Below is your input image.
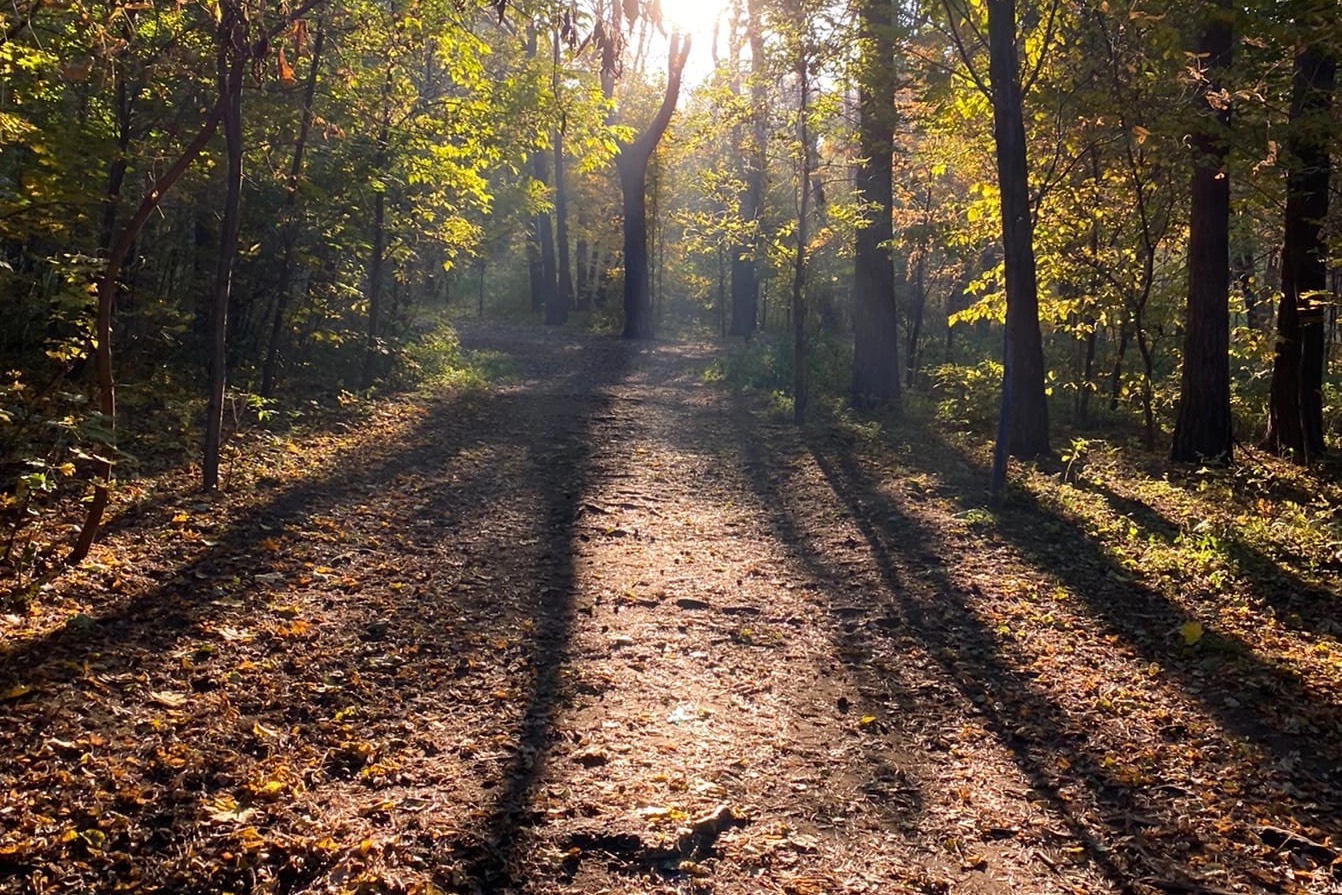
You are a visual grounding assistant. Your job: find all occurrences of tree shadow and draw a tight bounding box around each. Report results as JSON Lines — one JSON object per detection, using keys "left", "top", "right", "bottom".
{"left": 727, "top": 403, "right": 1339, "bottom": 889}
{"left": 1067, "top": 475, "right": 1342, "bottom": 643}
{"left": 0, "top": 325, "right": 636, "bottom": 893}
{"left": 453, "top": 334, "right": 636, "bottom": 891}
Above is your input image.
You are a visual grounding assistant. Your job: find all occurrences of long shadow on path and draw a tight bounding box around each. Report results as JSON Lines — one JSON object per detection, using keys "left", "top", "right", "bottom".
{"left": 730, "top": 405, "right": 1340, "bottom": 891}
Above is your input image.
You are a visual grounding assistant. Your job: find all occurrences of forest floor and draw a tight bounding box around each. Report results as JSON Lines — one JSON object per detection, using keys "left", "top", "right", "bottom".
{"left": 2, "top": 323, "right": 1341, "bottom": 895}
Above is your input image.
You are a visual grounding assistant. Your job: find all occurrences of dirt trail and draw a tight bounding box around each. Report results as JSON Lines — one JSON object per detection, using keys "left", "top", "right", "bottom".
{"left": 2, "top": 324, "right": 1337, "bottom": 895}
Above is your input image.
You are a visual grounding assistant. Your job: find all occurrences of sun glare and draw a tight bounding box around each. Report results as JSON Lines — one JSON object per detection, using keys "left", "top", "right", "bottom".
{"left": 658, "top": 0, "right": 729, "bottom": 47}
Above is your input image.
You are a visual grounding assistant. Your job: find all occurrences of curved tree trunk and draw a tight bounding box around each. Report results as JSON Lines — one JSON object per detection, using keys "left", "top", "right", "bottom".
{"left": 618, "top": 35, "right": 691, "bottom": 340}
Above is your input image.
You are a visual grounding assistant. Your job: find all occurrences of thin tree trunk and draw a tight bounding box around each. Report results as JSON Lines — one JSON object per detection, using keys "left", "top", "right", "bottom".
{"left": 548, "top": 24, "right": 571, "bottom": 325}
{"left": 1109, "top": 322, "right": 1129, "bottom": 411}
{"left": 263, "top": 19, "right": 325, "bottom": 399}
{"left": 906, "top": 251, "right": 926, "bottom": 389}
{"left": 533, "top": 149, "right": 558, "bottom": 315}
{"left": 729, "top": 0, "right": 765, "bottom": 338}
{"left": 793, "top": 53, "right": 811, "bottom": 425}
{"left": 203, "top": 9, "right": 248, "bottom": 492}
{"left": 360, "top": 70, "right": 392, "bottom": 390}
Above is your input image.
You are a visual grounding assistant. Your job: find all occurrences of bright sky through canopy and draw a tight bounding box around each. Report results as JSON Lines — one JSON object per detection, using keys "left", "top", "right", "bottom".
{"left": 656, "top": 0, "right": 730, "bottom": 84}
{"left": 659, "top": 0, "right": 728, "bottom": 38}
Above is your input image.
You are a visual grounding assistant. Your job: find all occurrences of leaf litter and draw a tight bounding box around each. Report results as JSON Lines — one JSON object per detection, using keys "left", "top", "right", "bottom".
{"left": 1, "top": 323, "right": 1339, "bottom": 895}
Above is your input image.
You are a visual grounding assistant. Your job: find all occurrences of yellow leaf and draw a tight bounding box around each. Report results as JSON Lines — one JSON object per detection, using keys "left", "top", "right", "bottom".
{"left": 1179, "top": 621, "right": 1204, "bottom": 646}
{"left": 149, "top": 690, "right": 187, "bottom": 708}
{"left": 254, "top": 780, "right": 286, "bottom": 801}
{"left": 859, "top": 715, "right": 877, "bottom": 728}
{"left": 78, "top": 829, "right": 107, "bottom": 850}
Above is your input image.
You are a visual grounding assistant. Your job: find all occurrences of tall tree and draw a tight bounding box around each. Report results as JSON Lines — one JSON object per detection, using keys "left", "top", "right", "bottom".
{"left": 850, "top": 0, "right": 900, "bottom": 409}
{"left": 261, "top": 18, "right": 327, "bottom": 399}
{"left": 729, "top": 0, "right": 766, "bottom": 337}
{"left": 942, "top": 0, "right": 1051, "bottom": 461}
{"left": 985, "top": 0, "right": 1050, "bottom": 458}
{"left": 547, "top": 19, "right": 572, "bottom": 325}
{"left": 790, "top": 24, "right": 814, "bottom": 424}
{"left": 202, "top": 0, "right": 249, "bottom": 491}
{"left": 1170, "top": 0, "right": 1234, "bottom": 464}
{"left": 617, "top": 33, "right": 692, "bottom": 340}
{"left": 1265, "top": 9, "right": 1335, "bottom": 462}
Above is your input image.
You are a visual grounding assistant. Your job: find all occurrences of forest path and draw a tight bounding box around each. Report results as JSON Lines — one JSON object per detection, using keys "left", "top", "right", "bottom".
{"left": 2, "top": 323, "right": 1336, "bottom": 895}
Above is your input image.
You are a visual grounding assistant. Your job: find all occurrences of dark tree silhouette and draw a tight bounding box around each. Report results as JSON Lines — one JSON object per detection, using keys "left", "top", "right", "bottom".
{"left": 986, "top": 0, "right": 1049, "bottom": 458}
{"left": 617, "top": 34, "right": 691, "bottom": 340}
{"left": 850, "top": 0, "right": 901, "bottom": 410}
{"left": 1171, "top": 1, "right": 1234, "bottom": 464}
{"left": 1265, "top": 31, "right": 1335, "bottom": 462}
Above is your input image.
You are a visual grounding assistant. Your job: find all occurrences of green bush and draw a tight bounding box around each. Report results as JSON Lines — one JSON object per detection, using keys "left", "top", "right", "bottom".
{"left": 930, "top": 360, "right": 1002, "bottom": 430}
{"left": 395, "top": 322, "right": 513, "bottom": 391}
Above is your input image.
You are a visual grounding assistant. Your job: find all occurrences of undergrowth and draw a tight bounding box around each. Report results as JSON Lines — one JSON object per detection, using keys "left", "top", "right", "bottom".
{"left": 1, "top": 317, "right": 499, "bottom": 597}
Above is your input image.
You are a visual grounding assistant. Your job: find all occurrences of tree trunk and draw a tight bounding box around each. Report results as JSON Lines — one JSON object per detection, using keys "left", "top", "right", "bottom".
{"left": 202, "top": 11, "right": 247, "bottom": 492}
{"left": 1265, "top": 38, "right": 1335, "bottom": 461}
{"left": 548, "top": 25, "right": 571, "bottom": 326}
{"left": 1171, "top": 2, "right": 1234, "bottom": 464}
{"left": 792, "top": 53, "right": 811, "bottom": 425}
{"left": 850, "top": 0, "right": 901, "bottom": 409}
{"left": 987, "top": 0, "right": 1049, "bottom": 459}
{"left": 575, "top": 236, "right": 590, "bottom": 308}
{"left": 360, "top": 72, "right": 392, "bottom": 390}
{"left": 619, "top": 35, "right": 691, "bottom": 340}
{"left": 68, "top": 98, "right": 227, "bottom": 562}
{"left": 533, "top": 149, "right": 558, "bottom": 316}
{"left": 729, "top": 0, "right": 766, "bottom": 338}
{"left": 906, "top": 251, "right": 926, "bottom": 389}
{"left": 262, "top": 19, "right": 325, "bottom": 399}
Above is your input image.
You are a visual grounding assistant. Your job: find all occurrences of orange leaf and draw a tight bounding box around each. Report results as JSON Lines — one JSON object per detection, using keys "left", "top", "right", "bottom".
{"left": 277, "top": 47, "right": 296, "bottom": 87}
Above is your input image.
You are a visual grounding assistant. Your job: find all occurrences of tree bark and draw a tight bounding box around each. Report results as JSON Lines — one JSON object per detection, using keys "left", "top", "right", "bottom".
{"left": 987, "top": 0, "right": 1049, "bottom": 460}
{"left": 729, "top": 0, "right": 766, "bottom": 338}
{"left": 548, "top": 24, "right": 571, "bottom": 326}
{"left": 1265, "top": 38, "right": 1335, "bottom": 461}
{"left": 618, "top": 35, "right": 691, "bottom": 340}
{"left": 202, "top": 5, "right": 248, "bottom": 492}
{"left": 1171, "top": 2, "right": 1234, "bottom": 464}
{"left": 850, "top": 0, "right": 901, "bottom": 409}
{"left": 792, "top": 53, "right": 811, "bottom": 425}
